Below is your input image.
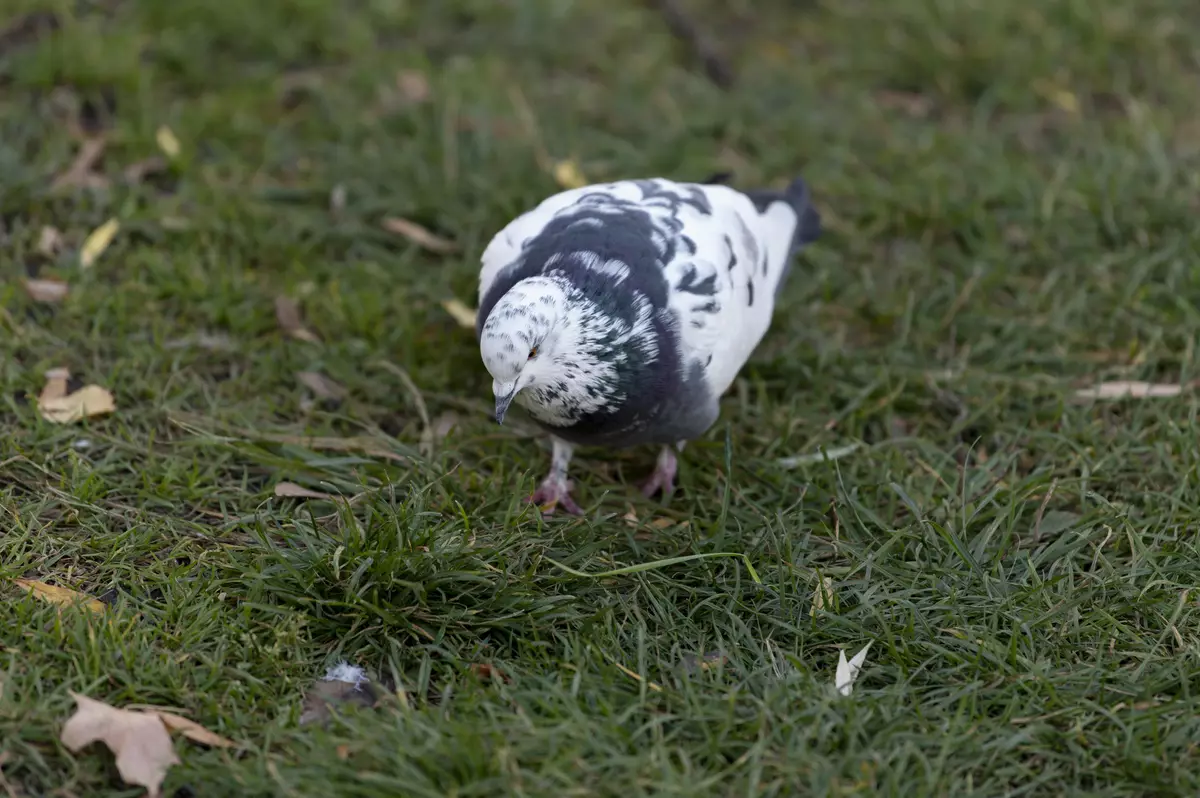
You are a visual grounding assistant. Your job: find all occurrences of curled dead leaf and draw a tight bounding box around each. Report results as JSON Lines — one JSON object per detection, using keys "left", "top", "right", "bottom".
{"left": 381, "top": 217, "right": 459, "bottom": 254}
{"left": 80, "top": 218, "right": 120, "bottom": 268}
{"left": 15, "top": 578, "right": 105, "bottom": 614}
{"left": 60, "top": 693, "right": 180, "bottom": 798}
{"left": 553, "top": 159, "right": 587, "bottom": 189}
{"left": 274, "top": 296, "right": 321, "bottom": 343}
{"left": 440, "top": 298, "right": 476, "bottom": 328}
{"left": 274, "top": 482, "right": 333, "bottom": 500}
{"left": 39, "top": 367, "right": 71, "bottom": 403}
{"left": 154, "top": 711, "right": 236, "bottom": 749}
{"left": 51, "top": 138, "right": 108, "bottom": 192}
{"left": 296, "top": 371, "right": 346, "bottom": 401}
{"left": 38, "top": 384, "right": 116, "bottom": 424}
{"left": 811, "top": 576, "right": 834, "bottom": 613}
{"left": 24, "top": 277, "right": 69, "bottom": 303}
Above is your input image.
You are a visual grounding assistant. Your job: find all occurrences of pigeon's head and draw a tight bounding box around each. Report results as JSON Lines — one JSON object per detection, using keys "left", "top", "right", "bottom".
{"left": 479, "top": 275, "right": 658, "bottom": 426}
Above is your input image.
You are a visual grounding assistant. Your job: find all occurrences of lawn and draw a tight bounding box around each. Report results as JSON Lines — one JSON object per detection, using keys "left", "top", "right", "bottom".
{"left": 3, "top": 0, "right": 1200, "bottom": 795}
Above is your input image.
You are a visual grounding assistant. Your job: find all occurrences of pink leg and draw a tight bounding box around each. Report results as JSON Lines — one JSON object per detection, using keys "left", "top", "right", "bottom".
{"left": 640, "top": 445, "right": 680, "bottom": 499}
{"left": 528, "top": 437, "right": 584, "bottom": 515}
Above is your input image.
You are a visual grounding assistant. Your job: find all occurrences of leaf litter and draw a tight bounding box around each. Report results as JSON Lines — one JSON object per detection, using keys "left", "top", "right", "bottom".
{"left": 51, "top": 137, "right": 108, "bottom": 192}
{"left": 274, "top": 482, "right": 333, "bottom": 500}
{"left": 36, "top": 367, "right": 116, "bottom": 424}
{"left": 24, "top": 277, "right": 69, "bottom": 303}
{"left": 60, "top": 693, "right": 237, "bottom": 797}
{"left": 441, "top": 298, "right": 477, "bottom": 328}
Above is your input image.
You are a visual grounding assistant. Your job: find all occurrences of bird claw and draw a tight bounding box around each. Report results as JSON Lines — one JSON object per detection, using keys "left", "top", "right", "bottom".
{"left": 640, "top": 454, "right": 678, "bottom": 500}
{"left": 528, "top": 476, "right": 584, "bottom": 516}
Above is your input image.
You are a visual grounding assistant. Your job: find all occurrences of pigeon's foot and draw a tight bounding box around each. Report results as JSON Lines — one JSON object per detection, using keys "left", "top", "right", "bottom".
{"left": 640, "top": 447, "right": 678, "bottom": 499}
{"left": 528, "top": 475, "right": 584, "bottom": 516}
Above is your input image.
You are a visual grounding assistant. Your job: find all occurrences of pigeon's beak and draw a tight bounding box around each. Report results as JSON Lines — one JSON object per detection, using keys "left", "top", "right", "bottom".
{"left": 494, "top": 381, "right": 518, "bottom": 424}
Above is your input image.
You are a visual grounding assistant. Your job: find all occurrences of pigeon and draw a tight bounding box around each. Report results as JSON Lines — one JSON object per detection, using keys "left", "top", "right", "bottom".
{"left": 475, "top": 175, "right": 821, "bottom": 514}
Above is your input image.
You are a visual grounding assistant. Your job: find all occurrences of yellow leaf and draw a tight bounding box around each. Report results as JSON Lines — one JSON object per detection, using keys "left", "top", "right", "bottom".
{"left": 553, "top": 160, "right": 587, "bottom": 189}
{"left": 38, "top": 384, "right": 116, "bottom": 424}
{"left": 155, "top": 125, "right": 181, "bottom": 159}
{"left": 381, "top": 217, "right": 459, "bottom": 253}
{"left": 80, "top": 218, "right": 119, "bottom": 268}
{"left": 60, "top": 693, "right": 180, "bottom": 798}
{"left": 440, "top": 298, "right": 477, "bottom": 328}
{"left": 15, "top": 579, "right": 106, "bottom": 614}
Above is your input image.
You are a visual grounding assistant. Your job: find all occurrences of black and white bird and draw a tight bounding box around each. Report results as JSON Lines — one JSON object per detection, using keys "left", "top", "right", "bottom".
{"left": 475, "top": 175, "right": 821, "bottom": 514}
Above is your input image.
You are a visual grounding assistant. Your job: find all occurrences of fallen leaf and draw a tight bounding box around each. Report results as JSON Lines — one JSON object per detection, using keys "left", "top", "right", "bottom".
{"left": 39, "top": 384, "right": 116, "bottom": 424}
{"left": 300, "top": 663, "right": 380, "bottom": 726}
{"left": 778, "top": 442, "right": 863, "bottom": 469}
{"left": 25, "top": 277, "right": 69, "bottom": 303}
{"left": 381, "top": 217, "right": 459, "bottom": 254}
{"left": 37, "top": 225, "right": 64, "bottom": 256}
{"left": 811, "top": 576, "right": 834, "bottom": 613}
{"left": 38, "top": 367, "right": 71, "bottom": 403}
{"left": 60, "top": 692, "right": 180, "bottom": 798}
{"left": 274, "top": 296, "right": 321, "bottom": 343}
{"left": 648, "top": 517, "right": 680, "bottom": 530}
{"left": 835, "top": 642, "right": 872, "bottom": 697}
{"left": 396, "top": 70, "right": 431, "bottom": 103}
{"left": 14, "top": 579, "right": 105, "bottom": 614}
{"left": 79, "top": 218, "right": 119, "bottom": 268}
{"left": 1073, "top": 381, "right": 1187, "bottom": 400}
{"left": 155, "top": 126, "right": 181, "bottom": 159}
{"left": 440, "top": 298, "right": 477, "bottom": 328}
{"left": 296, "top": 371, "right": 347, "bottom": 401}
{"left": 154, "top": 711, "right": 236, "bottom": 749}
{"left": 274, "top": 482, "right": 333, "bottom": 500}
{"left": 553, "top": 159, "right": 587, "bottom": 189}
{"left": 418, "top": 411, "right": 460, "bottom": 457}
{"left": 51, "top": 138, "right": 108, "bottom": 192}
{"left": 468, "top": 663, "right": 511, "bottom": 683}
{"left": 335, "top": 744, "right": 351, "bottom": 760}
{"left": 123, "top": 156, "right": 168, "bottom": 184}
{"left": 622, "top": 506, "right": 639, "bottom": 526}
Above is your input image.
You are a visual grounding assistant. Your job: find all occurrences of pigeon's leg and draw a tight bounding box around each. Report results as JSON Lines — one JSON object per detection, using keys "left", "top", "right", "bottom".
{"left": 529, "top": 436, "right": 584, "bottom": 515}
{"left": 640, "top": 442, "right": 683, "bottom": 499}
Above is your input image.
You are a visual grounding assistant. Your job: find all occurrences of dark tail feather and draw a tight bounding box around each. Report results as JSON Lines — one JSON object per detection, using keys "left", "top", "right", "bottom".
{"left": 742, "top": 176, "right": 821, "bottom": 254}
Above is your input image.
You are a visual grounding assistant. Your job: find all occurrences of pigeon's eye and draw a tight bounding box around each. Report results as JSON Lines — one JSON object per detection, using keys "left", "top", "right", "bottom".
{"left": 528, "top": 346, "right": 539, "bottom": 360}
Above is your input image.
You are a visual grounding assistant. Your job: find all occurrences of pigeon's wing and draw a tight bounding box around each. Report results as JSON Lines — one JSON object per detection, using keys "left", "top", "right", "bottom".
{"left": 661, "top": 180, "right": 815, "bottom": 398}
{"left": 476, "top": 188, "right": 595, "bottom": 307}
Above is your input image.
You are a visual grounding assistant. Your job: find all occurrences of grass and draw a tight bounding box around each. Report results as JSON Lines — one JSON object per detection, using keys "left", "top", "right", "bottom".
{"left": 3, "top": 0, "right": 1200, "bottom": 795}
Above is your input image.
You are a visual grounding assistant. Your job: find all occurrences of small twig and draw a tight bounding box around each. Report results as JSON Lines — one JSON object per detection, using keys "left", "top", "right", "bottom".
{"left": 647, "top": 0, "right": 734, "bottom": 89}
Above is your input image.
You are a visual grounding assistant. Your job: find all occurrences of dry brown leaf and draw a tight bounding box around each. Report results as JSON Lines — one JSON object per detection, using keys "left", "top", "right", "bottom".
{"left": 335, "top": 744, "right": 351, "bottom": 760}
{"left": 419, "top": 411, "right": 460, "bottom": 456}
{"left": 24, "top": 277, "right": 69, "bottom": 303}
{"left": 296, "top": 371, "right": 347, "bottom": 401}
{"left": 274, "top": 482, "right": 333, "bottom": 500}
{"left": 553, "top": 160, "right": 587, "bottom": 189}
{"left": 811, "top": 576, "right": 834, "bottom": 613}
{"left": 468, "top": 663, "right": 511, "bottom": 683}
{"left": 15, "top": 578, "right": 105, "bottom": 614}
{"left": 622, "top": 506, "right": 639, "bottom": 526}
{"left": 1073, "top": 381, "right": 1188, "bottom": 400}
{"left": 155, "top": 126, "right": 181, "bottom": 159}
{"left": 39, "top": 384, "right": 116, "bottom": 424}
{"left": 51, "top": 138, "right": 108, "bottom": 192}
{"left": 38, "top": 367, "right": 71, "bottom": 403}
{"left": 154, "top": 711, "right": 236, "bottom": 749}
{"left": 274, "top": 296, "right": 321, "bottom": 343}
{"left": 396, "top": 70, "right": 431, "bottom": 103}
{"left": 60, "top": 692, "right": 180, "bottom": 798}
{"left": 37, "top": 225, "right": 64, "bottom": 256}
{"left": 440, "top": 298, "right": 477, "bottom": 328}
{"left": 381, "top": 217, "right": 459, "bottom": 254}
{"left": 80, "top": 218, "right": 120, "bottom": 268}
